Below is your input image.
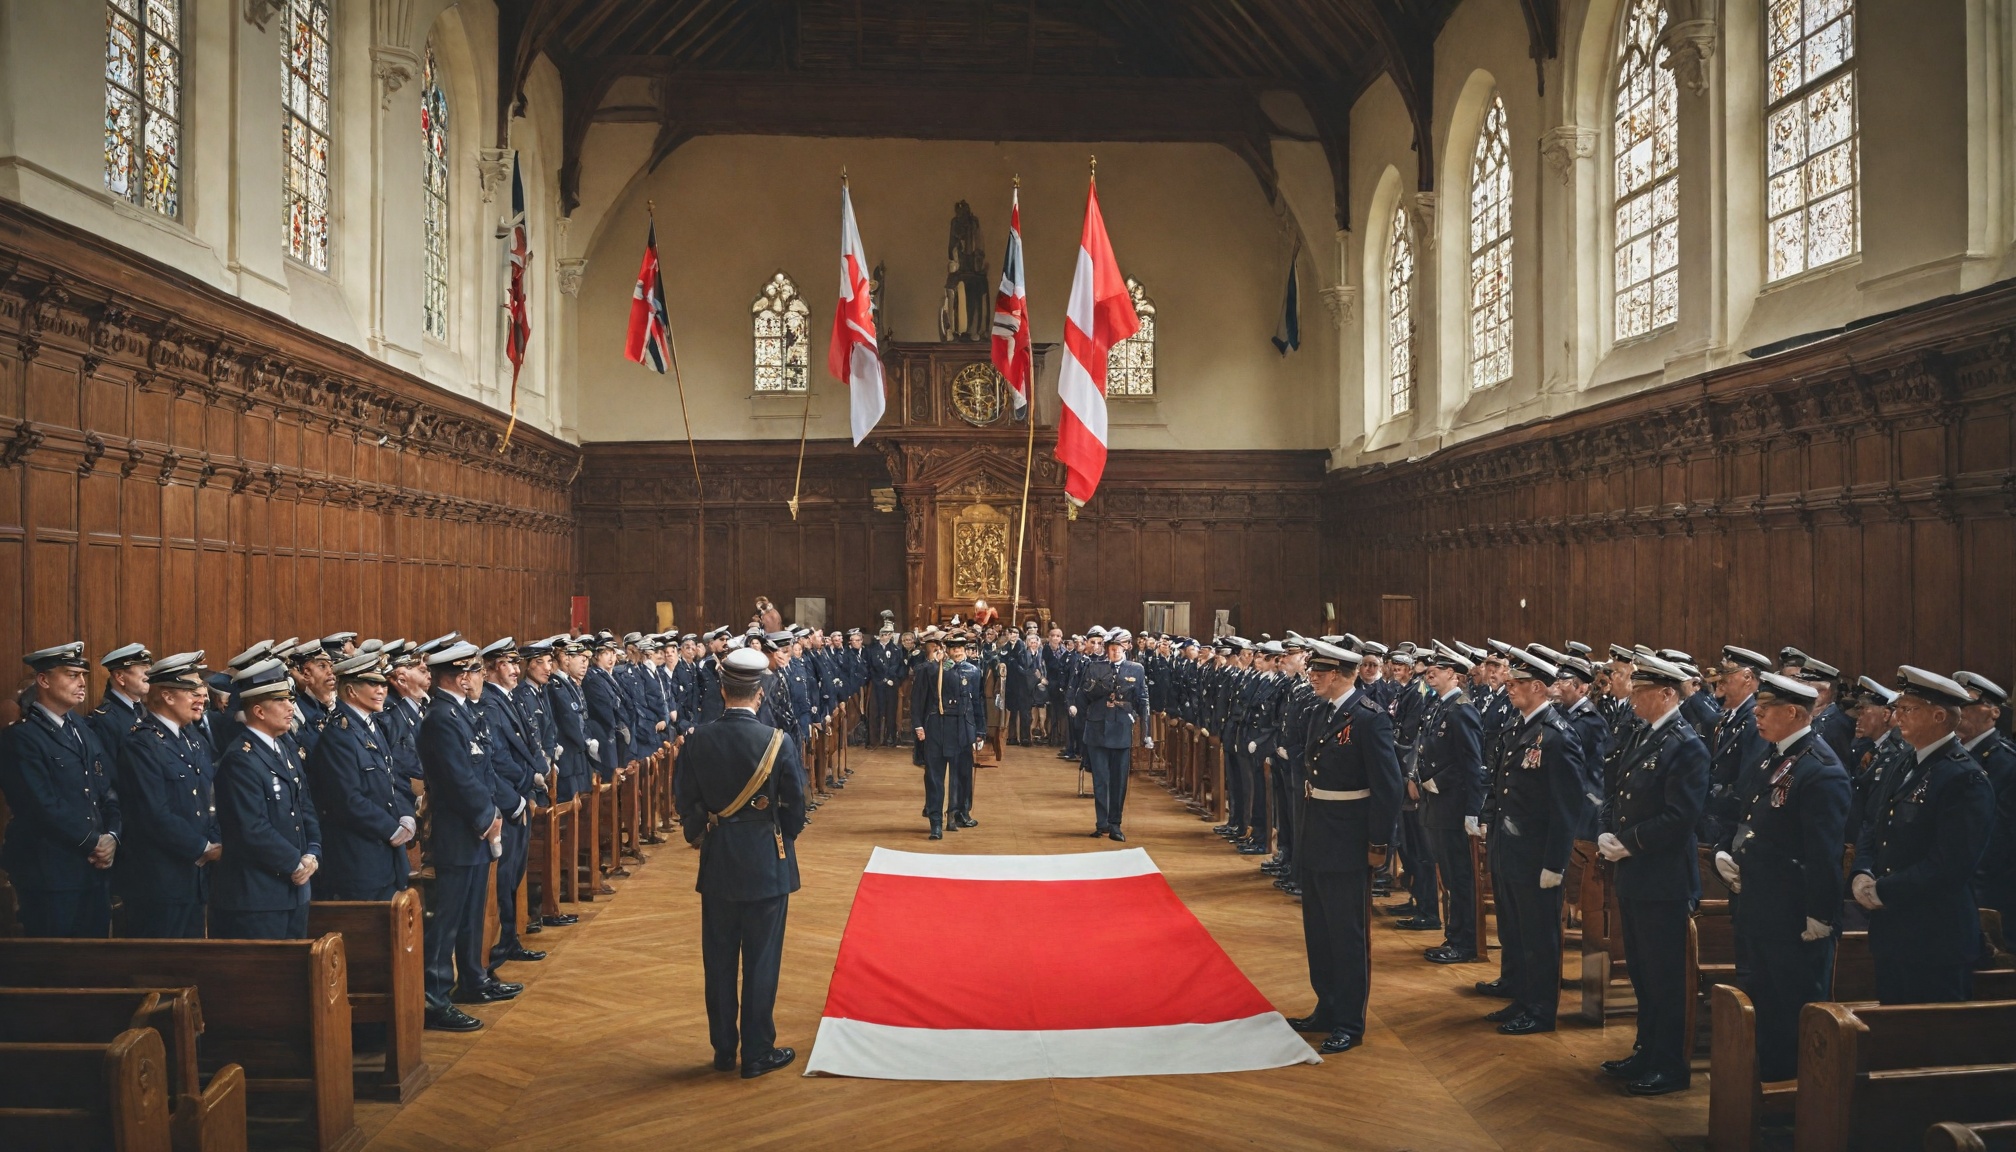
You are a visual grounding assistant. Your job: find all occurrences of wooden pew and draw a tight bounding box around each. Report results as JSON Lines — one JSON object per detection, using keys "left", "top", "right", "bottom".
{"left": 1795, "top": 999, "right": 2016, "bottom": 1152}
{"left": 0, "top": 1028, "right": 174, "bottom": 1152}
{"left": 1926, "top": 1120, "right": 2016, "bottom": 1151}
{"left": 1472, "top": 832, "right": 1498, "bottom": 966}
{"left": 1684, "top": 900, "right": 1736, "bottom": 1056}
{"left": 526, "top": 797, "right": 567, "bottom": 916}
{"left": 306, "top": 893, "right": 431, "bottom": 1102}
{"left": 0, "top": 989, "right": 246, "bottom": 1152}
{"left": 0, "top": 935, "right": 362, "bottom": 1152}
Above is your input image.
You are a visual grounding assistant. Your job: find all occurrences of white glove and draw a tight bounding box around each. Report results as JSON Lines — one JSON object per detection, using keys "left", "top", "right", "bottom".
{"left": 1465, "top": 815, "right": 1483, "bottom": 838}
{"left": 1143, "top": 737, "right": 1154, "bottom": 750}
{"left": 1801, "top": 917, "right": 1831, "bottom": 942}
{"left": 587, "top": 738, "right": 600, "bottom": 758}
{"left": 1069, "top": 706, "right": 1078, "bottom": 717}
{"left": 534, "top": 772, "right": 547, "bottom": 790}
{"left": 1200, "top": 728, "right": 1209, "bottom": 737}
{"left": 1539, "top": 869, "right": 1563, "bottom": 889}
{"left": 399, "top": 815, "right": 416, "bottom": 836}
{"left": 1276, "top": 747, "right": 1288, "bottom": 759}
{"left": 1422, "top": 777, "right": 1440, "bottom": 794}
{"left": 1598, "top": 832, "right": 1630, "bottom": 862}
{"left": 388, "top": 824, "right": 412, "bottom": 847}
{"left": 1851, "top": 872, "right": 1882, "bottom": 910}
{"left": 1714, "top": 850, "right": 1742, "bottom": 893}
{"left": 1247, "top": 741, "right": 1257, "bottom": 754}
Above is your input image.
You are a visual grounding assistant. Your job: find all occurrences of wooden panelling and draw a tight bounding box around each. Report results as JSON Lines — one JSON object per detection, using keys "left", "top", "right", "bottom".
{"left": 0, "top": 201, "right": 577, "bottom": 697}
{"left": 1321, "top": 278, "right": 2016, "bottom": 686}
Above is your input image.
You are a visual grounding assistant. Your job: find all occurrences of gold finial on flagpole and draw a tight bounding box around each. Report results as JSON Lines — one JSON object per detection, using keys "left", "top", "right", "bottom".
{"left": 1013, "top": 173, "right": 1020, "bottom": 190}
{"left": 1089, "top": 155, "right": 1097, "bottom": 180}
{"left": 841, "top": 166, "right": 849, "bottom": 187}
{"left": 647, "top": 198, "right": 654, "bottom": 217}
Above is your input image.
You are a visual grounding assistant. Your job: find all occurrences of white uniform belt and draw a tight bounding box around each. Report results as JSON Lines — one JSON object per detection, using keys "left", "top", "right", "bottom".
{"left": 1305, "top": 785, "right": 1371, "bottom": 801}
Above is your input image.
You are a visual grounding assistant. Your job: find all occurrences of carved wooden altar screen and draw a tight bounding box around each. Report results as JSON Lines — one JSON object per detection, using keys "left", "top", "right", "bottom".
{"left": 871, "top": 341, "right": 1062, "bottom": 630}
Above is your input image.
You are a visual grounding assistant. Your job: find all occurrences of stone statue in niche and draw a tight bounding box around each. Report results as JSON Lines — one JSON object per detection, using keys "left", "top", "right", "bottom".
{"left": 939, "top": 200, "right": 989, "bottom": 342}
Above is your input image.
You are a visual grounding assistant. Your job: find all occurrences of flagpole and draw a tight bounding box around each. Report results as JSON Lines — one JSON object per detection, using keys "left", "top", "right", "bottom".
{"left": 1005, "top": 175, "right": 1036, "bottom": 633}
{"left": 792, "top": 170, "right": 847, "bottom": 521}
{"left": 654, "top": 199, "right": 707, "bottom": 621}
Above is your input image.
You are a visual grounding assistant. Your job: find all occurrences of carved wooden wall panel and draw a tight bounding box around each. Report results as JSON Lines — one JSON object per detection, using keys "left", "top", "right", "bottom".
{"left": 0, "top": 202, "right": 577, "bottom": 697}
{"left": 1320, "top": 282, "right": 2016, "bottom": 684}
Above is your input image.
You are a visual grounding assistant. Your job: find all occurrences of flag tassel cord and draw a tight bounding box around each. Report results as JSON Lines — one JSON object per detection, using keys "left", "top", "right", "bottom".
{"left": 1008, "top": 396, "right": 1036, "bottom": 631}
{"left": 652, "top": 199, "right": 708, "bottom": 617}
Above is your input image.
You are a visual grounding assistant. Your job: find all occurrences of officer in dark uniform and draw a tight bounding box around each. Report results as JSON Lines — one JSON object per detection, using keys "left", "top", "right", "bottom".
{"left": 1285, "top": 639, "right": 1401, "bottom": 1055}
{"left": 1955, "top": 672, "right": 2016, "bottom": 931}
{"left": 87, "top": 642, "right": 152, "bottom": 751}
{"left": 1478, "top": 646, "right": 1589, "bottom": 1035}
{"left": 212, "top": 659, "right": 322, "bottom": 940}
{"left": 1851, "top": 667, "right": 1996, "bottom": 1003}
{"left": 865, "top": 624, "right": 904, "bottom": 746}
{"left": 305, "top": 652, "right": 414, "bottom": 902}
{"left": 1844, "top": 676, "right": 1908, "bottom": 842}
{"left": 1, "top": 643, "right": 124, "bottom": 937}
{"left": 112, "top": 651, "right": 220, "bottom": 938}
{"left": 1076, "top": 629, "right": 1152, "bottom": 841}
{"left": 1796, "top": 658, "right": 1856, "bottom": 763}
{"left": 1004, "top": 628, "right": 1045, "bottom": 746}
{"left": 913, "top": 630, "right": 984, "bottom": 839}
{"left": 419, "top": 642, "right": 510, "bottom": 1031}
{"left": 476, "top": 639, "right": 547, "bottom": 970}
{"left": 1417, "top": 646, "right": 1485, "bottom": 963}
{"left": 1703, "top": 645, "right": 1772, "bottom": 844}
{"left": 583, "top": 634, "right": 628, "bottom": 782}
{"left": 674, "top": 647, "right": 808, "bottom": 1079}
{"left": 549, "top": 639, "right": 596, "bottom": 804}
{"left": 1709, "top": 672, "right": 1851, "bottom": 1084}
{"left": 283, "top": 639, "right": 337, "bottom": 757}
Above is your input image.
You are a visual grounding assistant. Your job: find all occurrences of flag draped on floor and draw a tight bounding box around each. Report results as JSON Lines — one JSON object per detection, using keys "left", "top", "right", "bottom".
{"left": 830, "top": 184, "right": 885, "bottom": 446}
{"left": 1273, "top": 246, "right": 1301, "bottom": 355}
{"left": 500, "top": 152, "right": 531, "bottom": 449}
{"left": 624, "top": 220, "right": 672, "bottom": 372}
{"left": 991, "top": 186, "right": 1033, "bottom": 417}
{"left": 1055, "top": 174, "right": 1137, "bottom": 507}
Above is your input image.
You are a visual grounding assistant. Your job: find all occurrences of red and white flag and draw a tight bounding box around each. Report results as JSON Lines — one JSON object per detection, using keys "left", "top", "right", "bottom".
{"left": 829, "top": 184, "right": 885, "bottom": 445}
{"left": 1056, "top": 177, "right": 1138, "bottom": 507}
{"left": 500, "top": 152, "right": 531, "bottom": 446}
{"left": 806, "top": 848, "right": 1317, "bottom": 1080}
{"left": 623, "top": 219, "right": 672, "bottom": 373}
{"left": 990, "top": 186, "right": 1032, "bottom": 415}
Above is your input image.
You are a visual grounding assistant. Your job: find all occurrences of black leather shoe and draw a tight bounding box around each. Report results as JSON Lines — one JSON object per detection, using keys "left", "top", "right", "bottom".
{"left": 1425, "top": 947, "right": 1479, "bottom": 964}
{"left": 1319, "top": 1029, "right": 1359, "bottom": 1054}
{"left": 957, "top": 815, "right": 978, "bottom": 828}
{"left": 1393, "top": 918, "right": 1444, "bottom": 931}
{"left": 741, "top": 1046, "right": 797, "bottom": 1079}
{"left": 1601, "top": 1055, "right": 1649, "bottom": 1080}
{"left": 500, "top": 947, "right": 546, "bottom": 962}
{"left": 1625, "top": 1072, "right": 1690, "bottom": 1096}
{"left": 929, "top": 827, "right": 943, "bottom": 840}
{"left": 1090, "top": 828, "right": 1108, "bottom": 838}
{"left": 1237, "top": 842, "right": 1270, "bottom": 855}
{"left": 712, "top": 1052, "right": 737, "bottom": 1071}
{"left": 943, "top": 821, "right": 960, "bottom": 832}
{"left": 1484, "top": 1004, "right": 1525, "bottom": 1023}
{"left": 1285, "top": 1014, "right": 1330, "bottom": 1032}
{"left": 1381, "top": 902, "right": 1421, "bottom": 917}
{"left": 425, "top": 1005, "right": 484, "bottom": 1031}
{"left": 524, "top": 922, "right": 543, "bottom": 935}
{"left": 1498, "top": 1015, "right": 1555, "bottom": 1035}
{"left": 451, "top": 986, "right": 515, "bottom": 1005}
{"left": 541, "top": 914, "right": 579, "bottom": 927}
{"left": 487, "top": 978, "right": 524, "bottom": 995}
{"left": 1108, "top": 830, "right": 1126, "bottom": 842}
{"left": 1474, "top": 979, "right": 1518, "bottom": 998}
{"left": 1280, "top": 883, "right": 1303, "bottom": 897}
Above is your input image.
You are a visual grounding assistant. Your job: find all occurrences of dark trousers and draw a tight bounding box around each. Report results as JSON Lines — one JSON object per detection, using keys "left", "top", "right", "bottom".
{"left": 118, "top": 897, "right": 207, "bottom": 939}
{"left": 1085, "top": 744, "right": 1131, "bottom": 830}
{"left": 949, "top": 745, "right": 975, "bottom": 818}
{"left": 1009, "top": 707, "right": 1033, "bottom": 744}
{"left": 1493, "top": 833, "right": 1562, "bottom": 1024}
{"left": 1224, "top": 743, "right": 1248, "bottom": 828}
{"left": 872, "top": 684, "right": 899, "bottom": 744}
{"left": 1272, "top": 761, "right": 1298, "bottom": 865}
{"left": 15, "top": 884, "right": 112, "bottom": 938}
{"left": 1399, "top": 809, "right": 1439, "bottom": 922}
{"left": 490, "top": 821, "right": 530, "bottom": 967}
{"left": 1428, "top": 825, "right": 1476, "bottom": 951}
{"left": 1046, "top": 701, "right": 1067, "bottom": 746}
{"left": 1248, "top": 754, "right": 1273, "bottom": 846}
{"left": 702, "top": 892, "right": 789, "bottom": 1063}
{"left": 922, "top": 744, "right": 952, "bottom": 828}
{"left": 1872, "top": 947, "right": 1974, "bottom": 1005}
{"left": 1068, "top": 714, "right": 1086, "bottom": 756}
{"left": 211, "top": 904, "right": 309, "bottom": 940}
{"left": 424, "top": 861, "right": 490, "bottom": 1008}
{"left": 1300, "top": 868, "right": 1372, "bottom": 1040}
{"left": 1620, "top": 898, "right": 1691, "bottom": 1077}
{"left": 1739, "top": 929, "right": 1835, "bottom": 1081}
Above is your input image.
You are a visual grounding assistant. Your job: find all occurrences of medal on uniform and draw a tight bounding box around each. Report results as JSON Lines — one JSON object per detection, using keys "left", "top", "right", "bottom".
{"left": 1522, "top": 743, "right": 1542, "bottom": 770}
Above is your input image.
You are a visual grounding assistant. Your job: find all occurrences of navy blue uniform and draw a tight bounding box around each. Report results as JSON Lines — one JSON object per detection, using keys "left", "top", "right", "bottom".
{"left": 86, "top": 691, "right": 146, "bottom": 757}
{"left": 913, "top": 658, "right": 984, "bottom": 831}
{"left": 674, "top": 710, "right": 807, "bottom": 1066}
{"left": 1704, "top": 694, "right": 1767, "bottom": 844}
{"left": 113, "top": 713, "right": 219, "bottom": 937}
{"left": 547, "top": 673, "right": 594, "bottom": 801}
{"left": 305, "top": 702, "right": 413, "bottom": 902}
{"left": 1486, "top": 703, "right": 1589, "bottom": 1028}
{"left": 1075, "top": 658, "right": 1151, "bottom": 834}
{"left": 1417, "top": 689, "right": 1485, "bottom": 954}
{"left": 1608, "top": 713, "right": 1710, "bottom": 1081}
{"left": 1969, "top": 729, "right": 2016, "bottom": 931}
{"left": 1852, "top": 735, "right": 1994, "bottom": 1003}
{"left": 1294, "top": 689, "right": 1403, "bottom": 1044}
{"left": 475, "top": 682, "right": 538, "bottom": 968}
{"left": 420, "top": 691, "right": 501, "bottom": 1007}
{"left": 0, "top": 706, "right": 122, "bottom": 936}
{"left": 211, "top": 730, "right": 321, "bottom": 939}
{"left": 583, "top": 665, "right": 627, "bottom": 780}
{"left": 380, "top": 694, "right": 427, "bottom": 804}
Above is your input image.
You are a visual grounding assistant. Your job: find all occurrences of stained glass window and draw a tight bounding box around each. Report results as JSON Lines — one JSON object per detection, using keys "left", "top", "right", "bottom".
{"left": 1387, "top": 205, "right": 1416, "bottom": 417}
{"left": 282, "top": 0, "right": 333, "bottom": 270}
{"left": 1765, "top": 0, "right": 1858, "bottom": 280}
{"left": 752, "top": 273, "right": 810, "bottom": 392}
{"left": 421, "top": 45, "right": 449, "bottom": 339}
{"left": 104, "top": 0, "right": 181, "bottom": 216}
{"left": 1613, "top": 0, "right": 1679, "bottom": 340}
{"left": 1108, "top": 279, "right": 1156, "bottom": 396}
{"left": 1469, "top": 92, "right": 1514, "bottom": 389}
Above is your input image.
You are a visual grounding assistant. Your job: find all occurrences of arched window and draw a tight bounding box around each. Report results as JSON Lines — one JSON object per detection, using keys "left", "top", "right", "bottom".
{"left": 1469, "top": 91, "right": 1513, "bottom": 389}
{"left": 1765, "top": 0, "right": 1858, "bottom": 280}
{"left": 1613, "top": 0, "right": 1678, "bottom": 340}
{"left": 104, "top": 0, "right": 181, "bottom": 217}
{"left": 1385, "top": 205, "right": 1417, "bottom": 417}
{"left": 1107, "top": 278, "right": 1156, "bottom": 396}
{"left": 282, "top": 0, "right": 333, "bottom": 270}
{"left": 421, "top": 44, "right": 449, "bottom": 339}
{"left": 752, "top": 273, "right": 810, "bottom": 392}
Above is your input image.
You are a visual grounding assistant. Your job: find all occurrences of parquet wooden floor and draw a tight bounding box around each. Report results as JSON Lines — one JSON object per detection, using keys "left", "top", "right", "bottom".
{"left": 357, "top": 747, "right": 1710, "bottom": 1152}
